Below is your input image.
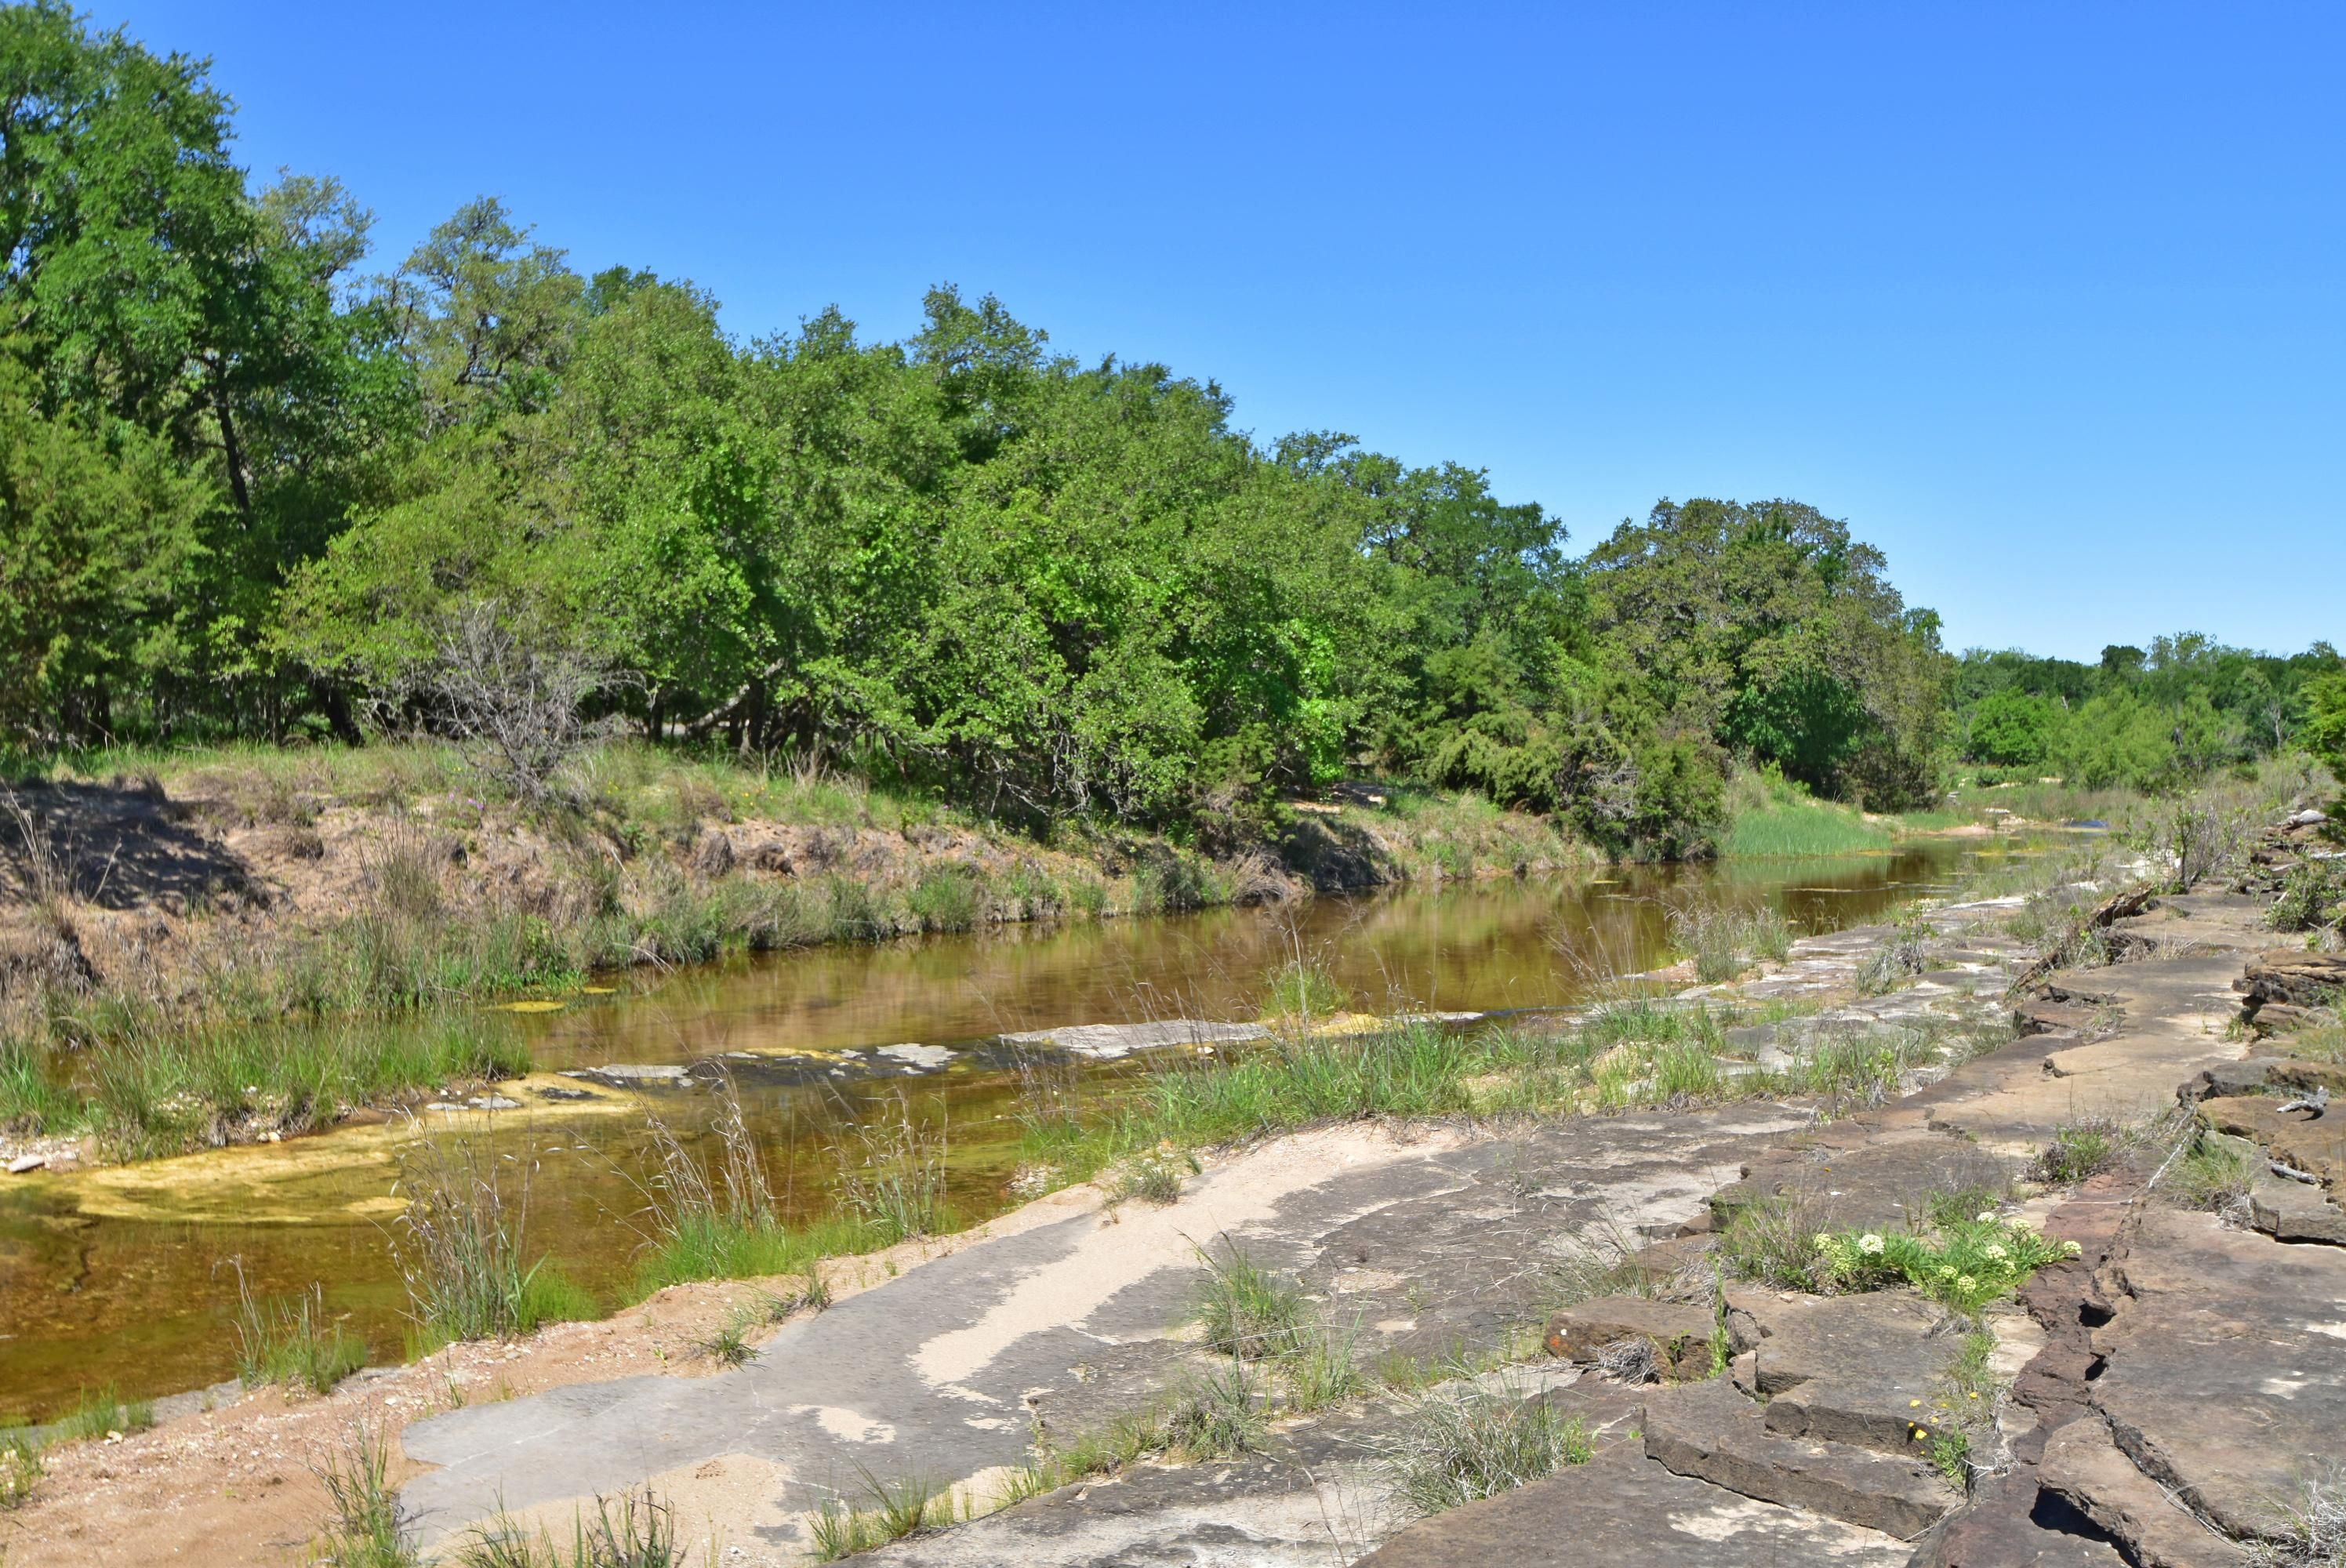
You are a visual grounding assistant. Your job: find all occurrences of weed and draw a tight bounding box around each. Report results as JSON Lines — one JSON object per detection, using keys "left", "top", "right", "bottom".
{"left": 693, "top": 1308, "right": 755, "bottom": 1369}
{"left": 1812, "top": 1217, "right": 2079, "bottom": 1315}
{"left": 231, "top": 1269, "right": 368, "bottom": 1395}
{"left": 1192, "top": 1240, "right": 1308, "bottom": 1360}
{"left": 809, "top": 1468, "right": 951, "bottom": 1560}
{"left": 1284, "top": 1316, "right": 1366, "bottom": 1413}
{"left": 908, "top": 865, "right": 986, "bottom": 932}
{"left": 1717, "top": 1193, "right": 1834, "bottom": 1293}
{"left": 392, "top": 1134, "right": 593, "bottom": 1348}
{"left": 2028, "top": 1118, "right": 2126, "bottom": 1185}
{"left": 312, "top": 1423, "right": 418, "bottom": 1568}
{"left": 1378, "top": 1376, "right": 1593, "bottom": 1517}
{"left": 454, "top": 1487, "right": 681, "bottom": 1567}
{"left": 2253, "top": 1465, "right": 2346, "bottom": 1568}
{"left": 0, "top": 1425, "right": 41, "bottom": 1511}
{"left": 53, "top": 1384, "right": 156, "bottom": 1443}
{"left": 1164, "top": 1356, "right": 1268, "bottom": 1457}
{"left": 2270, "top": 860, "right": 2346, "bottom": 936}
{"left": 1262, "top": 954, "right": 1348, "bottom": 1022}
{"left": 2168, "top": 1133, "right": 2257, "bottom": 1217}
{"left": 1106, "top": 1145, "right": 1191, "bottom": 1206}
{"left": 1857, "top": 909, "right": 1934, "bottom": 996}
{"left": 1929, "top": 1425, "right": 1973, "bottom": 1490}
{"left": 835, "top": 1093, "right": 949, "bottom": 1245}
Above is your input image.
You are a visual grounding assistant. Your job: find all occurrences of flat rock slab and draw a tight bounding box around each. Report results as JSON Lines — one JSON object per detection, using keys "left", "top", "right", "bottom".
{"left": 2200, "top": 1095, "right": 2346, "bottom": 1188}
{"left": 2093, "top": 1207, "right": 2346, "bottom": 1542}
{"left": 1353, "top": 1443, "right": 1912, "bottom": 1567}
{"left": 1751, "top": 1290, "right": 1954, "bottom": 1457}
{"left": 998, "top": 1020, "right": 1269, "bottom": 1058}
{"left": 1643, "top": 1379, "right": 1956, "bottom": 1541}
{"left": 1712, "top": 1130, "right": 2010, "bottom": 1235}
{"left": 2038, "top": 1418, "right": 2251, "bottom": 1568}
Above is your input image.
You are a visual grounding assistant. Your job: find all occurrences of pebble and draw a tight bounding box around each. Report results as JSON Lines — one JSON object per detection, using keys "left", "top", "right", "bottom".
{"left": 6, "top": 1155, "right": 45, "bottom": 1174}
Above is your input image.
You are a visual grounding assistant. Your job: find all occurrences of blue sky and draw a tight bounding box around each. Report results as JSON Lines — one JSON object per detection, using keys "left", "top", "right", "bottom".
{"left": 107, "top": 2, "right": 2341, "bottom": 661}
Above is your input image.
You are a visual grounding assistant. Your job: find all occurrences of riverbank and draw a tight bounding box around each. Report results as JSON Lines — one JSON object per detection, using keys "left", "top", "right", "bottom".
{"left": 10, "top": 784, "right": 2326, "bottom": 1563}
{"left": 0, "top": 742, "right": 1588, "bottom": 1165}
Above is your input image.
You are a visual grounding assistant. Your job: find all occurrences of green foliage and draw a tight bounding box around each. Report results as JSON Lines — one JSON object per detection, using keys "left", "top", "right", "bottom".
{"left": 53, "top": 1383, "right": 155, "bottom": 1443}
{"left": 0, "top": 1424, "right": 38, "bottom": 1511}
{"left": 2028, "top": 1119, "right": 2124, "bottom": 1185}
{"left": 312, "top": 1425, "right": 418, "bottom": 1568}
{"left": 234, "top": 1277, "right": 368, "bottom": 1396}
{"left": 2306, "top": 670, "right": 2346, "bottom": 791}
{"left": 1810, "top": 1216, "right": 2078, "bottom": 1315}
{"left": 1261, "top": 954, "right": 1349, "bottom": 1021}
{"left": 1192, "top": 1241, "right": 1309, "bottom": 1360}
{"left": 1721, "top": 766, "right": 1892, "bottom": 858}
{"left": 1378, "top": 1377, "right": 1592, "bottom": 1518}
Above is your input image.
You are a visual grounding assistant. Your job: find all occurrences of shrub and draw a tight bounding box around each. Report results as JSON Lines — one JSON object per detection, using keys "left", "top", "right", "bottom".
{"left": 2028, "top": 1119, "right": 2126, "bottom": 1185}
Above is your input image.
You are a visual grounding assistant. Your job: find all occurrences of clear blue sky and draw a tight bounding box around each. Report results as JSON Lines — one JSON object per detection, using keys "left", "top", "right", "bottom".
{"left": 106, "top": 2, "right": 2342, "bottom": 662}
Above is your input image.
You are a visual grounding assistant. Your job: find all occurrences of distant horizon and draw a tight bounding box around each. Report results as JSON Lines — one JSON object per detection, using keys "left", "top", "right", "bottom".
{"left": 96, "top": 0, "right": 2345, "bottom": 661}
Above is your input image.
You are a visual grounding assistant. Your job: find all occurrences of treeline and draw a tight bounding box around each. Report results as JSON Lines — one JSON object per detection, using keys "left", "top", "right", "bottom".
{"left": 2, "top": 5, "right": 2337, "bottom": 855}
{"left": 1951, "top": 637, "right": 2343, "bottom": 791}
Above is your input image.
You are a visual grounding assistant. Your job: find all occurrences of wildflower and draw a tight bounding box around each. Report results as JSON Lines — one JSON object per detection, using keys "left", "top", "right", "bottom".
{"left": 2061, "top": 1240, "right": 2083, "bottom": 1257}
{"left": 1858, "top": 1233, "right": 1885, "bottom": 1256}
{"left": 1814, "top": 1232, "right": 1836, "bottom": 1252}
{"left": 1984, "top": 1243, "right": 2008, "bottom": 1261}
{"left": 1937, "top": 1265, "right": 1957, "bottom": 1279}
{"left": 1956, "top": 1275, "right": 1977, "bottom": 1292}
{"left": 1968, "top": 1392, "right": 1981, "bottom": 1400}
{"left": 1909, "top": 1399, "right": 1923, "bottom": 1408}
{"left": 1975, "top": 1210, "right": 1996, "bottom": 1222}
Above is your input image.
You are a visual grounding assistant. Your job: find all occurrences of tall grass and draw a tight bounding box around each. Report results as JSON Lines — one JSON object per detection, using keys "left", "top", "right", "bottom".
{"left": 391, "top": 1135, "right": 595, "bottom": 1349}
{"left": 312, "top": 1423, "right": 418, "bottom": 1568}
{"left": 454, "top": 1489, "right": 682, "bottom": 1568}
{"left": 232, "top": 1268, "right": 368, "bottom": 1395}
{"left": 1720, "top": 767, "right": 1891, "bottom": 858}
{"left": 24, "top": 1010, "right": 532, "bottom": 1161}
{"left": 834, "top": 1093, "right": 951, "bottom": 1245}
{"left": 1376, "top": 1376, "right": 1593, "bottom": 1516}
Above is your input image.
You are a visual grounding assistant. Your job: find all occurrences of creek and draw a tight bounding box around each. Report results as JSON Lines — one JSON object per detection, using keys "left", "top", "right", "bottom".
{"left": 0, "top": 837, "right": 2034, "bottom": 1420}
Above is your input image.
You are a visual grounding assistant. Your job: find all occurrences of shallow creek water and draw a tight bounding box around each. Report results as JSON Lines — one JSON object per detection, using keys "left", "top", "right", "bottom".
{"left": 0, "top": 839, "right": 2036, "bottom": 1419}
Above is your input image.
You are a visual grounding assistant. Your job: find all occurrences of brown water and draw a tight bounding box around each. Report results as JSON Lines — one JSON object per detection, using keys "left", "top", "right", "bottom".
{"left": 0, "top": 839, "right": 2032, "bottom": 1420}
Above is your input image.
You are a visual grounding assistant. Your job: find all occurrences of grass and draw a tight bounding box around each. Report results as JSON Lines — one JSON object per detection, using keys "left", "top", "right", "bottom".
{"left": 392, "top": 1134, "right": 597, "bottom": 1350}
{"left": 0, "top": 1425, "right": 41, "bottom": 1511}
{"left": 1164, "top": 1356, "right": 1269, "bottom": 1459}
{"left": 2254, "top": 1466, "right": 2346, "bottom": 1568}
{"left": 1, "top": 1007, "right": 532, "bottom": 1161}
{"left": 1377, "top": 1375, "right": 1593, "bottom": 1517}
{"left": 834, "top": 1093, "right": 951, "bottom": 1245}
{"left": 809, "top": 1469, "right": 955, "bottom": 1561}
{"left": 313, "top": 1423, "right": 417, "bottom": 1568}
{"left": 2166, "top": 1131, "right": 2257, "bottom": 1214}
{"left": 1720, "top": 767, "right": 1893, "bottom": 859}
{"left": 1261, "top": 953, "right": 1349, "bottom": 1022}
{"left": 53, "top": 1384, "right": 156, "bottom": 1443}
{"left": 1192, "top": 1240, "right": 1309, "bottom": 1360}
{"left": 234, "top": 1274, "right": 368, "bottom": 1396}
{"left": 1668, "top": 903, "right": 1797, "bottom": 983}
{"left": 2027, "top": 1117, "right": 2130, "bottom": 1185}
{"left": 453, "top": 1490, "right": 682, "bottom": 1568}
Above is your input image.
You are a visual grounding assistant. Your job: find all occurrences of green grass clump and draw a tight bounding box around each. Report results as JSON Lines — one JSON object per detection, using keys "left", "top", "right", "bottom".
{"left": 1378, "top": 1377, "right": 1592, "bottom": 1517}
{"left": 2166, "top": 1133, "right": 2256, "bottom": 1213}
{"left": 1193, "top": 1241, "right": 1308, "bottom": 1360}
{"left": 53, "top": 1385, "right": 156, "bottom": 1443}
{"left": 1261, "top": 955, "right": 1349, "bottom": 1022}
{"left": 1163, "top": 1357, "right": 1267, "bottom": 1458}
{"left": 0, "top": 1426, "right": 42, "bottom": 1511}
{"left": 392, "top": 1137, "right": 595, "bottom": 1350}
{"left": 312, "top": 1424, "right": 416, "bottom": 1568}
{"left": 2027, "top": 1118, "right": 2126, "bottom": 1185}
{"left": 454, "top": 1490, "right": 681, "bottom": 1567}
{"left": 234, "top": 1279, "right": 368, "bottom": 1395}
{"left": 809, "top": 1471, "right": 953, "bottom": 1561}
